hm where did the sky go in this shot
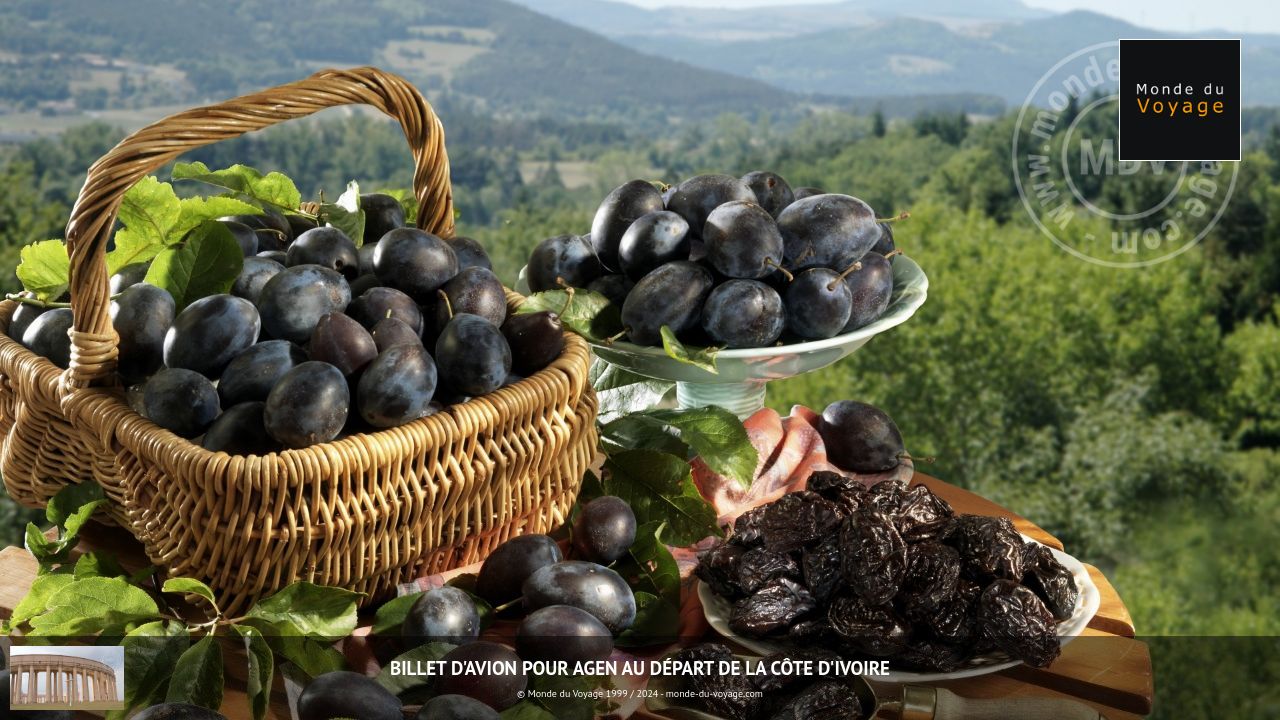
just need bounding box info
[608,0,1280,35]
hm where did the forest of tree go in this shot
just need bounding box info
[2,101,1278,716]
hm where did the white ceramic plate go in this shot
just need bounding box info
[697,534,1101,683]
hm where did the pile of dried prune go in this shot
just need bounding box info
[667,643,868,720]
[695,473,1080,671]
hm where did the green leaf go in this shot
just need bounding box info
[375,642,455,695]
[144,219,244,311]
[518,288,623,342]
[375,187,418,224]
[107,176,182,275]
[9,572,75,627]
[266,635,345,679]
[24,522,59,563]
[599,416,689,458]
[174,196,262,238]
[74,551,126,580]
[233,624,274,720]
[163,577,219,610]
[604,407,756,489]
[165,634,224,710]
[108,620,190,720]
[47,481,106,525]
[371,591,423,636]
[501,702,558,720]
[16,240,71,300]
[587,359,674,422]
[624,522,680,603]
[614,591,679,648]
[602,449,722,546]
[27,576,162,637]
[245,581,363,638]
[172,162,301,211]
[660,326,719,374]
[317,180,366,247]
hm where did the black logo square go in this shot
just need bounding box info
[1119,39,1240,161]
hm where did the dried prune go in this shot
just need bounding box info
[898,542,961,614]
[1022,544,1079,620]
[838,510,907,605]
[828,594,909,657]
[787,619,835,644]
[896,640,967,673]
[914,578,981,645]
[948,515,1027,581]
[977,579,1061,667]
[801,536,843,603]
[732,506,768,547]
[861,478,907,515]
[760,491,843,553]
[738,547,801,594]
[805,470,865,516]
[769,680,864,720]
[730,578,817,638]
[696,541,746,600]
[670,644,761,720]
[895,484,955,541]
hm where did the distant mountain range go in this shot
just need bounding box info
[510,0,1280,106]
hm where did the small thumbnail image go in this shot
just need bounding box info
[6,644,125,711]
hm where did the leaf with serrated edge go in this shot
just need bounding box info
[517,288,623,342]
[376,642,455,695]
[660,326,719,374]
[9,573,74,627]
[589,359,674,422]
[73,552,126,580]
[174,196,262,238]
[602,449,722,547]
[47,481,106,525]
[165,635,224,710]
[626,522,680,603]
[143,220,244,311]
[245,581,363,638]
[172,162,301,210]
[642,407,756,488]
[163,577,219,610]
[27,576,161,637]
[16,240,71,300]
[106,620,189,720]
[323,180,366,247]
[233,624,274,720]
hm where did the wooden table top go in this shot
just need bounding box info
[0,471,1153,719]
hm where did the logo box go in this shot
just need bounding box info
[1119,39,1241,162]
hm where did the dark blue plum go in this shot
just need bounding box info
[263,361,349,448]
[372,228,458,301]
[163,294,261,378]
[202,402,277,455]
[143,368,220,438]
[621,261,714,346]
[571,495,637,564]
[257,265,351,344]
[527,234,601,292]
[516,605,613,664]
[21,307,74,368]
[776,193,880,272]
[297,671,401,720]
[590,179,665,270]
[665,174,755,238]
[435,314,511,396]
[231,256,284,304]
[287,226,360,280]
[618,210,690,280]
[842,251,894,332]
[523,561,636,632]
[784,268,853,340]
[475,534,563,605]
[218,339,308,406]
[741,170,795,217]
[110,282,175,383]
[357,344,437,428]
[704,200,784,279]
[702,280,785,348]
[403,586,481,645]
[360,193,407,245]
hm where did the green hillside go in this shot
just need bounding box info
[0,0,795,125]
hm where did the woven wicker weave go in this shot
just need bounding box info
[0,67,597,614]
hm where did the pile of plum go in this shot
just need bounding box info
[526,173,900,349]
[8,195,566,453]
[696,475,1080,673]
[294,496,641,720]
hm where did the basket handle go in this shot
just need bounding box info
[61,66,454,392]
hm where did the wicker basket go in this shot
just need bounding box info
[0,67,597,615]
